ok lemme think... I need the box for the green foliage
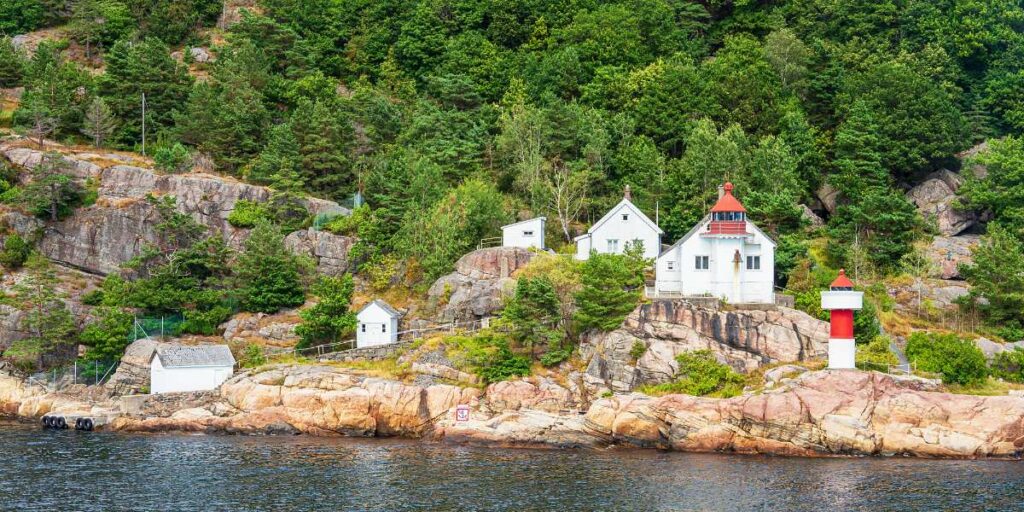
[227,200,271,228]
[393,178,510,281]
[502,276,563,360]
[0,233,32,269]
[239,344,268,368]
[476,341,532,384]
[0,37,26,88]
[122,0,222,45]
[960,136,1024,236]
[68,0,134,54]
[22,153,84,221]
[79,306,133,362]
[234,220,306,313]
[629,341,647,361]
[856,335,899,370]
[5,255,77,371]
[153,143,192,173]
[645,350,744,398]
[574,248,646,332]
[0,0,49,34]
[959,223,1024,335]
[991,348,1024,384]
[295,275,356,349]
[905,332,989,386]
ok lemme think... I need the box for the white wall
[655,219,775,303]
[577,202,660,261]
[150,356,234,394]
[502,218,545,249]
[575,235,592,260]
[357,303,399,348]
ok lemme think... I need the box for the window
[622,213,629,221]
[667,261,675,271]
[607,239,619,252]
[523,230,534,237]
[361,324,366,333]
[713,212,745,222]
[746,256,761,270]
[382,324,387,333]
[695,256,709,270]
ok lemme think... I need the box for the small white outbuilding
[357,300,402,348]
[150,344,236,394]
[501,217,546,250]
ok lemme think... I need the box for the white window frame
[523,230,534,237]
[361,324,366,333]
[667,261,675,271]
[746,255,761,270]
[382,323,387,333]
[607,239,619,253]
[621,213,629,221]
[695,255,709,270]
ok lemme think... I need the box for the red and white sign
[455,405,470,422]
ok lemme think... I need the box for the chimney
[717,184,725,199]
[624,184,632,201]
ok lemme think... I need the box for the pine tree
[295,275,356,349]
[234,220,306,313]
[290,98,354,198]
[502,276,562,359]
[573,248,647,332]
[23,153,82,221]
[81,96,118,147]
[960,223,1024,338]
[7,255,77,371]
[0,37,25,87]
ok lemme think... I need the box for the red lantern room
[706,182,749,236]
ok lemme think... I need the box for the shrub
[153,143,193,173]
[905,332,989,386]
[630,341,647,361]
[295,275,356,350]
[239,344,267,368]
[573,246,647,332]
[991,348,1024,383]
[477,343,531,384]
[180,304,232,335]
[0,233,32,269]
[646,350,745,397]
[856,335,898,370]
[539,346,572,367]
[227,199,271,228]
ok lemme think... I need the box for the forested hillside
[1,0,1023,345]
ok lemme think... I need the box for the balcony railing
[702,221,749,236]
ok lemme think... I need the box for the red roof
[710,182,747,213]
[830,269,854,288]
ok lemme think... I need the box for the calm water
[1,421,1021,511]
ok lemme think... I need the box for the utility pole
[141,92,147,156]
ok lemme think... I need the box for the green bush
[227,199,271,228]
[905,332,989,386]
[180,304,232,335]
[239,344,267,368]
[0,234,32,269]
[856,335,898,370]
[539,346,572,367]
[630,341,647,361]
[477,343,532,384]
[153,143,193,173]
[991,348,1024,383]
[645,350,745,398]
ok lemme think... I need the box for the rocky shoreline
[3,365,1022,459]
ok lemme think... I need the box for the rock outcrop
[427,247,534,321]
[283,229,353,276]
[3,365,1022,458]
[104,338,161,394]
[926,234,979,280]
[906,169,976,236]
[2,137,349,275]
[889,278,970,312]
[581,300,829,393]
[220,310,302,347]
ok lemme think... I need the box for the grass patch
[945,377,1024,396]
[324,358,412,380]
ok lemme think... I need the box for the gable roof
[658,214,776,257]
[502,217,546,230]
[588,198,663,235]
[358,299,401,318]
[153,344,235,368]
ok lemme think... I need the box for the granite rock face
[926,234,979,280]
[580,301,829,393]
[906,170,976,236]
[427,247,534,321]
[283,229,353,276]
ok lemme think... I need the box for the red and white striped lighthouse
[820,269,863,369]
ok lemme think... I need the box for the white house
[574,186,662,261]
[655,183,776,304]
[357,299,401,348]
[501,217,546,250]
[150,344,236,394]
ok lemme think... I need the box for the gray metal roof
[358,299,401,318]
[153,344,236,368]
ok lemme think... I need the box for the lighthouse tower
[820,269,863,369]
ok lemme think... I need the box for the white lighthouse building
[574,186,662,261]
[654,183,776,303]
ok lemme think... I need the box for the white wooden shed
[150,344,236,394]
[501,217,546,250]
[357,300,401,348]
